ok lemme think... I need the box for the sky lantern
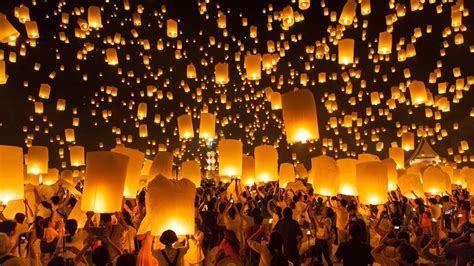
[214,63,229,84]
[0,60,7,84]
[339,0,357,25]
[279,163,295,188]
[139,124,148,138]
[199,112,216,140]
[149,175,195,236]
[370,91,380,105]
[38,83,51,99]
[378,31,392,55]
[218,139,242,177]
[217,12,226,28]
[186,63,196,79]
[42,168,59,185]
[148,151,173,180]
[254,145,278,183]
[111,146,145,198]
[401,132,415,151]
[106,48,119,65]
[310,155,339,196]
[241,155,255,186]
[15,5,30,23]
[382,158,398,191]
[422,166,451,195]
[338,39,354,65]
[180,160,201,187]
[299,0,310,10]
[282,6,295,28]
[81,151,129,213]
[361,0,371,15]
[336,158,358,196]
[398,174,423,199]
[69,146,85,167]
[270,92,282,110]
[0,14,20,43]
[137,102,147,119]
[25,21,39,39]
[87,6,102,29]
[409,80,428,105]
[356,161,388,205]
[26,146,48,175]
[177,114,194,139]
[0,146,24,204]
[65,128,75,142]
[167,19,178,38]
[389,147,405,169]
[244,53,261,80]
[282,89,320,143]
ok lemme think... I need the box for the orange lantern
[111,147,145,198]
[336,158,358,196]
[310,155,339,196]
[282,89,320,143]
[0,146,24,204]
[255,145,278,183]
[356,161,388,205]
[218,139,243,177]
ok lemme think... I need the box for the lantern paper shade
[310,155,339,196]
[0,145,24,204]
[42,168,59,185]
[25,21,39,39]
[282,89,320,143]
[270,92,282,110]
[218,139,243,177]
[422,166,451,195]
[167,19,178,38]
[356,161,388,205]
[148,151,173,180]
[81,151,129,213]
[409,80,428,105]
[87,6,102,29]
[181,160,201,187]
[378,31,392,54]
[106,48,118,65]
[26,146,48,174]
[0,60,8,84]
[215,63,229,85]
[336,159,358,196]
[382,158,398,191]
[398,174,423,199]
[279,163,295,188]
[339,0,357,25]
[0,14,20,43]
[254,145,278,183]
[178,114,194,139]
[402,132,415,151]
[199,113,216,139]
[244,54,261,80]
[111,147,145,198]
[389,147,404,169]
[149,175,195,236]
[338,39,354,65]
[241,155,255,186]
[69,146,85,166]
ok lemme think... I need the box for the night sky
[0,0,473,171]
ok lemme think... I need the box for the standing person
[217,230,241,263]
[153,230,189,266]
[335,223,374,266]
[274,207,302,265]
[315,207,333,266]
[248,226,288,266]
[100,213,126,261]
[330,198,350,245]
[184,220,205,266]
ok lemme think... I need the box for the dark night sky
[0,0,473,171]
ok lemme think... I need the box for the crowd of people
[0,178,473,266]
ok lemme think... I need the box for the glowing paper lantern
[339,0,357,25]
[137,103,147,119]
[382,158,398,191]
[65,128,75,142]
[180,160,201,187]
[244,54,261,80]
[422,166,451,195]
[167,19,178,38]
[361,0,371,15]
[177,114,194,139]
[299,0,310,10]
[25,21,39,38]
[42,168,59,185]
[218,139,243,177]
[26,146,48,175]
[338,39,354,65]
[0,146,24,204]
[215,63,229,84]
[279,163,295,188]
[106,48,118,65]
[356,161,388,205]
[149,175,195,236]
[401,132,415,151]
[148,151,173,180]
[111,147,145,198]
[0,60,7,84]
[281,89,320,143]
[270,92,282,110]
[81,151,129,213]
[310,155,339,196]
[336,159,358,196]
[398,174,423,199]
[87,6,102,29]
[69,146,85,167]
[199,113,216,139]
[0,14,20,43]
[378,31,392,55]
[389,147,405,169]
[295,163,308,178]
[254,145,278,183]
[241,155,255,186]
[409,80,428,105]
[282,6,295,27]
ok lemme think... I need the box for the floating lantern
[177,114,194,139]
[401,132,415,151]
[65,128,75,142]
[339,0,357,25]
[299,0,310,10]
[241,155,255,186]
[25,21,39,39]
[149,175,195,236]
[255,145,278,183]
[244,54,261,80]
[215,63,229,84]
[338,39,354,65]
[422,166,451,195]
[106,48,118,65]
[167,19,178,38]
[148,151,173,180]
[218,139,243,177]
[42,168,59,185]
[111,147,145,198]
[0,60,7,84]
[389,147,405,169]
[69,146,85,167]
[378,31,392,54]
[361,0,371,15]
[0,145,24,204]
[87,6,102,29]
[336,158,358,196]
[270,92,282,110]
[282,6,295,28]
[26,146,48,175]
[38,84,51,99]
[279,163,295,188]
[409,80,428,105]
[81,151,129,213]
[199,113,216,140]
[356,161,388,205]
[398,174,423,199]
[310,155,339,196]
[137,103,147,119]
[282,89,320,143]
[186,63,196,79]
[180,160,201,187]
[0,14,20,43]
[139,124,148,138]
[382,158,398,191]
